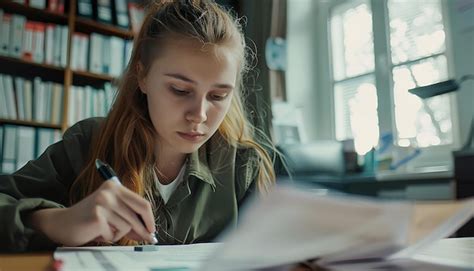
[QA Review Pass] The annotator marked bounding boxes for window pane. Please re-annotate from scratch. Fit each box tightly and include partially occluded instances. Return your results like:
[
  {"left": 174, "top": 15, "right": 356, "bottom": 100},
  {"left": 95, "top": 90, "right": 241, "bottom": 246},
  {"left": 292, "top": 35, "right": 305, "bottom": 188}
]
[
  {"left": 388, "top": 0, "right": 445, "bottom": 65},
  {"left": 392, "top": 55, "right": 453, "bottom": 147},
  {"left": 335, "top": 75, "right": 379, "bottom": 154},
  {"left": 331, "top": 0, "right": 374, "bottom": 80}
]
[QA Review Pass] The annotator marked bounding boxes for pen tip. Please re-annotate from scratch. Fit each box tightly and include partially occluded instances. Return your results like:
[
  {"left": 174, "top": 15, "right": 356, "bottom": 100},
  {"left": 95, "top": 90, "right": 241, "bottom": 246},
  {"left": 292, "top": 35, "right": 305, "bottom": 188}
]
[{"left": 95, "top": 159, "right": 103, "bottom": 169}]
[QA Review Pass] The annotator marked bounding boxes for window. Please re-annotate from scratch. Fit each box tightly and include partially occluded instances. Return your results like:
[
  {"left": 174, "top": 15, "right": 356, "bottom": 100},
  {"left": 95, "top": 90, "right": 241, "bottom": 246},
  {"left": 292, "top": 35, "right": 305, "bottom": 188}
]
[
  {"left": 329, "top": 0, "right": 457, "bottom": 168},
  {"left": 387, "top": 0, "right": 453, "bottom": 148},
  {"left": 330, "top": 0, "right": 379, "bottom": 154}
]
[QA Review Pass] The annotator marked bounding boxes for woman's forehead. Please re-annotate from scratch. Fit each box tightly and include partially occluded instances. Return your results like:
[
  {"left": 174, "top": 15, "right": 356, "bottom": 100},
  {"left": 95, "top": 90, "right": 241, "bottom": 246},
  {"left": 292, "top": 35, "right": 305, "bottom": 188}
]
[{"left": 146, "top": 37, "right": 240, "bottom": 81}]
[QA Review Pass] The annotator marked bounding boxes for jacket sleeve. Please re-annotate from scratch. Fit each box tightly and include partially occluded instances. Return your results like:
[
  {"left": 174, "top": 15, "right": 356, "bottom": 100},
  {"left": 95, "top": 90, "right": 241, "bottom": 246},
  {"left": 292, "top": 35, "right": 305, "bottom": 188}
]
[{"left": 0, "top": 118, "right": 101, "bottom": 252}]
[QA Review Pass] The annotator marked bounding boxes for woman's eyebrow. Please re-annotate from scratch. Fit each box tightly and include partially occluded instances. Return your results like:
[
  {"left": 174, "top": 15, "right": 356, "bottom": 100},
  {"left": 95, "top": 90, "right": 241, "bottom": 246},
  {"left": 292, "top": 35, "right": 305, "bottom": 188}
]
[{"left": 164, "top": 73, "right": 234, "bottom": 89}]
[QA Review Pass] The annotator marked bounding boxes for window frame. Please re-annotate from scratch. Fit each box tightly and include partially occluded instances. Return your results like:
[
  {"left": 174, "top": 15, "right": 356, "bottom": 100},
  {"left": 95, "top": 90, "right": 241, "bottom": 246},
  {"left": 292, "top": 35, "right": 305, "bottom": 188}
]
[{"left": 326, "top": 0, "right": 461, "bottom": 173}]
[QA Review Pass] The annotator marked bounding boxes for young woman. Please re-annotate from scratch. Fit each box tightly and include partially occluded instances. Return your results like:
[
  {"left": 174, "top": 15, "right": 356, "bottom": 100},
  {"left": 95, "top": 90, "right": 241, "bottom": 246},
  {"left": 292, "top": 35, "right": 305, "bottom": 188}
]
[{"left": 0, "top": 0, "right": 275, "bottom": 252}]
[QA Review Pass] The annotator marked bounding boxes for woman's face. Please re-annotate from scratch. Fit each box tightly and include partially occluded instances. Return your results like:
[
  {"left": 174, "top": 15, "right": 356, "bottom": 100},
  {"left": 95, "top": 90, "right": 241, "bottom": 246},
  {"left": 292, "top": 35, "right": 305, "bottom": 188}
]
[{"left": 139, "top": 37, "right": 238, "bottom": 156}]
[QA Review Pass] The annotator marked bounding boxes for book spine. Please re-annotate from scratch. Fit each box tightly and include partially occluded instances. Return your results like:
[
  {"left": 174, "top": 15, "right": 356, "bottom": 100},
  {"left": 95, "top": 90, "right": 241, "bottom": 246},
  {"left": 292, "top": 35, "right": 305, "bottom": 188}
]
[
  {"left": 77, "top": 0, "right": 94, "bottom": 18},
  {"left": 101, "top": 36, "right": 111, "bottom": 74},
  {"left": 53, "top": 25, "right": 61, "bottom": 66},
  {"left": 0, "top": 75, "right": 9, "bottom": 118},
  {"left": 89, "top": 33, "right": 103, "bottom": 74},
  {"left": 80, "top": 34, "right": 90, "bottom": 71},
  {"left": 0, "top": 126, "right": 3, "bottom": 171},
  {"left": 47, "top": 0, "right": 59, "bottom": 13},
  {"left": 114, "top": 0, "right": 130, "bottom": 29},
  {"left": 33, "top": 22, "right": 45, "bottom": 63},
  {"left": 36, "top": 128, "right": 53, "bottom": 157},
  {"left": 33, "top": 77, "right": 44, "bottom": 122},
  {"left": 29, "top": 0, "right": 47, "bottom": 9},
  {"left": 109, "top": 36, "right": 124, "bottom": 77},
  {"left": 68, "top": 86, "right": 76, "bottom": 126},
  {"left": 71, "top": 33, "right": 81, "bottom": 70},
  {"left": 97, "top": 0, "right": 113, "bottom": 24},
  {"left": 0, "top": 13, "right": 11, "bottom": 56},
  {"left": 43, "top": 81, "right": 52, "bottom": 123},
  {"left": 22, "top": 21, "right": 35, "bottom": 61},
  {"left": 16, "top": 126, "right": 36, "bottom": 170},
  {"left": 44, "top": 24, "right": 55, "bottom": 65},
  {"left": 23, "top": 79, "right": 33, "bottom": 121},
  {"left": 9, "top": 14, "right": 26, "bottom": 58},
  {"left": 14, "top": 77, "right": 25, "bottom": 120},
  {"left": 1, "top": 125, "right": 17, "bottom": 173},
  {"left": 3, "top": 75, "right": 18, "bottom": 120},
  {"left": 60, "top": 25, "right": 68, "bottom": 68}
]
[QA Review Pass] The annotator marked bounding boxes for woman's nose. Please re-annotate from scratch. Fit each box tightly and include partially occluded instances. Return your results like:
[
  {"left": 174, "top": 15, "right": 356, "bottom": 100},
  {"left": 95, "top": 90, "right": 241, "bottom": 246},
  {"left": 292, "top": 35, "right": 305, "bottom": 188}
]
[{"left": 185, "top": 98, "right": 208, "bottom": 124}]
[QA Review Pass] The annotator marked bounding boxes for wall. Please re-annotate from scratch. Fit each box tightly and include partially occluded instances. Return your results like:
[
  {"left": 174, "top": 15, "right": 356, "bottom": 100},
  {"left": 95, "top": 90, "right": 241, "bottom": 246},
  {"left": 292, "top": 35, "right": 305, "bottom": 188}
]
[
  {"left": 286, "top": 0, "right": 328, "bottom": 141},
  {"left": 448, "top": 0, "right": 474, "bottom": 148}
]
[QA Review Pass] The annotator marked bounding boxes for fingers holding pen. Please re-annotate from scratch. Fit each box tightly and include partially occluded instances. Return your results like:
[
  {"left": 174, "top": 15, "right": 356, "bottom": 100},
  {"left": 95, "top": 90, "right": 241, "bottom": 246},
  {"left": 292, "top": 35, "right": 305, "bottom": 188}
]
[
  {"left": 95, "top": 160, "right": 157, "bottom": 244},
  {"left": 116, "top": 187, "right": 156, "bottom": 234},
  {"left": 29, "top": 180, "right": 157, "bottom": 247},
  {"left": 94, "top": 183, "right": 156, "bottom": 243}
]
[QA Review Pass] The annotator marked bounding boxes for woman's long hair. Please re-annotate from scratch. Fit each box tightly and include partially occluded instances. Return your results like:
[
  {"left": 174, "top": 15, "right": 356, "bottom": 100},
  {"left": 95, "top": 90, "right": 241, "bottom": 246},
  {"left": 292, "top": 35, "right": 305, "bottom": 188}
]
[{"left": 70, "top": 0, "right": 275, "bottom": 245}]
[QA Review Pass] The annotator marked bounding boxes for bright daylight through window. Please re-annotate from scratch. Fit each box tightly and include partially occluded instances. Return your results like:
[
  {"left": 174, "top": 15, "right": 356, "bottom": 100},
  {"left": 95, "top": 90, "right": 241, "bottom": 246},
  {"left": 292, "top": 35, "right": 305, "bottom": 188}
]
[{"left": 330, "top": 0, "right": 454, "bottom": 155}]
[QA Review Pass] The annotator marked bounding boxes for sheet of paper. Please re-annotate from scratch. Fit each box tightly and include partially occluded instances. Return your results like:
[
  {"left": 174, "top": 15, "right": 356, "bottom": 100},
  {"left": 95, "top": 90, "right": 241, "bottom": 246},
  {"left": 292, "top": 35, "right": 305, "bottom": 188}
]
[
  {"left": 326, "top": 258, "right": 470, "bottom": 271},
  {"left": 410, "top": 237, "right": 474, "bottom": 269},
  {"left": 392, "top": 198, "right": 474, "bottom": 259},
  {"left": 327, "top": 238, "right": 474, "bottom": 271},
  {"left": 200, "top": 185, "right": 414, "bottom": 270},
  {"left": 54, "top": 243, "right": 221, "bottom": 271}
]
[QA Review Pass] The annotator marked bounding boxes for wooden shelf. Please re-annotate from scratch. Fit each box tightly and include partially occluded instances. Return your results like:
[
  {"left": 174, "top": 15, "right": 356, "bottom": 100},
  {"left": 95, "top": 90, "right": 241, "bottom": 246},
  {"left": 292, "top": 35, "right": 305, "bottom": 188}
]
[
  {"left": 72, "top": 70, "right": 117, "bottom": 86},
  {"left": 75, "top": 17, "right": 134, "bottom": 39},
  {"left": 0, "top": 55, "right": 65, "bottom": 83},
  {"left": 0, "top": 119, "right": 62, "bottom": 130},
  {"left": 0, "top": 2, "right": 68, "bottom": 25}
]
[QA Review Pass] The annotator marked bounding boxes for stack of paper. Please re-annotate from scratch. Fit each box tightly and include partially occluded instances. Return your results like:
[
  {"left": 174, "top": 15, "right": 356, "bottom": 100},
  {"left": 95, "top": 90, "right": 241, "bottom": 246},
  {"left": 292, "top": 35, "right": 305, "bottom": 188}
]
[{"left": 55, "top": 185, "right": 474, "bottom": 271}]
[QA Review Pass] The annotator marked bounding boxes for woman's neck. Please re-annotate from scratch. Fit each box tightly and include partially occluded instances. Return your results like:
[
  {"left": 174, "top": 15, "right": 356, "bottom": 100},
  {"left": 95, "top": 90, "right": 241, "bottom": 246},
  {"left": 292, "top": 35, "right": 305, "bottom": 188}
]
[{"left": 154, "top": 146, "right": 187, "bottom": 185}]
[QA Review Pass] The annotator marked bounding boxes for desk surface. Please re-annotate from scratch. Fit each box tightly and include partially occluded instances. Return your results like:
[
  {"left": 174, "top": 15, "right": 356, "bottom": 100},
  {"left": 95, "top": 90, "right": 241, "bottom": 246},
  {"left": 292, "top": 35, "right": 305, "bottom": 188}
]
[
  {"left": 1, "top": 238, "right": 473, "bottom": 271},
  {"left": 0, "top": 252, "right": 52, "bottom": 271}
]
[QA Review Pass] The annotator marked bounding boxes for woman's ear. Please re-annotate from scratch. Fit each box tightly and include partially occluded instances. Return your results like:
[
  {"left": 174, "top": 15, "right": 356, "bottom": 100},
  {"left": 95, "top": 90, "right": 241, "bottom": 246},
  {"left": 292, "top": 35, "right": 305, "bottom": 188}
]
[{"left": 137, "top": 62, "right": 147, "bottom": 94}]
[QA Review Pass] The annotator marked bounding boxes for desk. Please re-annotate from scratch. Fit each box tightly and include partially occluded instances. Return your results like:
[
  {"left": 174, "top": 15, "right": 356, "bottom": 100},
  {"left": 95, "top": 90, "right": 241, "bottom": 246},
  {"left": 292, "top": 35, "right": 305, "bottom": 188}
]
[
  {"left": 0, "top": 252, "right": 52, "bottom": 271},
  {"left": 1, "top": 238, "right": 473, "bottom": 271},
  {"left": 288, "top": 170, "right": 454, "bottom": 200}
]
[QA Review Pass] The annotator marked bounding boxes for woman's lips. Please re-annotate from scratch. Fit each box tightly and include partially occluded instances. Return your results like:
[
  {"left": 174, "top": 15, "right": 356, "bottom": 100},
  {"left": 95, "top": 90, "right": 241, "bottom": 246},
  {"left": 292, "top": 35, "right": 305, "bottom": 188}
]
[{"left": 177, "top": 132, "right": 205, "bottom": 142}]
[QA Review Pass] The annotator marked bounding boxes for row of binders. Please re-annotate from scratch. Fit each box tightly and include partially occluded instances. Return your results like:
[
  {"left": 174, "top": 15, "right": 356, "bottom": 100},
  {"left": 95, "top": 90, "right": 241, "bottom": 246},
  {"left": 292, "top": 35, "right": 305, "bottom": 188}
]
[
  {"left": 71, "top": 32, "right": 133, "bottom": 77},
  {"left": 0, "top": 10, "right": 133, "bottom": 77},
  {"left": 67, "top": 83, "right": 116, "bottom": 126},
  {"left": 12, "top": 0, "right": 145, "bottom": 34},
  {"left": 0, "top": 74, "right": 64, "bottom": 125},
  {"left": 11, "top": 0, "right": 65, "bottom": 14},
  {"left": 0, "top": 72, "right": 117, "bottom": 126},
  {"left": 76, "top": 0, "right": 145, "bottom": 34},
  {"left": 1, "top": 10, "right": 69, "bottom": 67},
  {"left": 0, "top": 125, "right": 62, "bottom": 174}
]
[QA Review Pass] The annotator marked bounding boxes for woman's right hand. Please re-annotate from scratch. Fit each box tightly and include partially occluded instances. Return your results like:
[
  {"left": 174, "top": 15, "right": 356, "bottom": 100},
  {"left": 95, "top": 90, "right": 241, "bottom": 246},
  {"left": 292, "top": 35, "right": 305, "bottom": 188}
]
[{"left": 27, "top": 181, "right": 156, "bottom": 246}]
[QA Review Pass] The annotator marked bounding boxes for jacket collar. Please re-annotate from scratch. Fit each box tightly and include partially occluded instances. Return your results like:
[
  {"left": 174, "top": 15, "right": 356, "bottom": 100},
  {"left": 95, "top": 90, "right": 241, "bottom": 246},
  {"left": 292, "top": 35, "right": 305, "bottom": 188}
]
[{"left": 186, "top": 142, "right": 216, "bottom": 191}]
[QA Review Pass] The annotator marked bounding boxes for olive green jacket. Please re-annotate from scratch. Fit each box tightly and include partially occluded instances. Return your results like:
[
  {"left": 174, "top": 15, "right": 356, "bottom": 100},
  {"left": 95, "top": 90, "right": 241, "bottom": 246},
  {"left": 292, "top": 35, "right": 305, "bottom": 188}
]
[{"left": 0, "top": 118, "right": 258, "bottom": 252}]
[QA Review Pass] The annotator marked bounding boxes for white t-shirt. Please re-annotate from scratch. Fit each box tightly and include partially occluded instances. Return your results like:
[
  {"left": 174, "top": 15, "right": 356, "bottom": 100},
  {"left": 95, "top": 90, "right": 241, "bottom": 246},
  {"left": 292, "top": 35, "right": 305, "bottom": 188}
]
[{"left": 153, "top": 165, "right": 186, "bottom": 204}]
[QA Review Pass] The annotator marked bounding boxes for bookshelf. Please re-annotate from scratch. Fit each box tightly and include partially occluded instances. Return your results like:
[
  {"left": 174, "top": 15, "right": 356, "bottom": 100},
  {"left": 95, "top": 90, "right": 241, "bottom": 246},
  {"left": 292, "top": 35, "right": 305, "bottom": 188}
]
[
  {"left": 0, "top": 0, "right": 134, "bottom": 131},
  {"left": 0, "top": 0, "right": 139, "bottom": 173}
]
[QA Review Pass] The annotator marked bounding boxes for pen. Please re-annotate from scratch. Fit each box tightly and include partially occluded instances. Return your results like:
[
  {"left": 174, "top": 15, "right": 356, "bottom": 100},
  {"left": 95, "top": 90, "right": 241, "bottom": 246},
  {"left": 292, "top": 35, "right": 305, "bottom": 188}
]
[{"left": 95, "top": 159, "right": 158, "bottom": 245}]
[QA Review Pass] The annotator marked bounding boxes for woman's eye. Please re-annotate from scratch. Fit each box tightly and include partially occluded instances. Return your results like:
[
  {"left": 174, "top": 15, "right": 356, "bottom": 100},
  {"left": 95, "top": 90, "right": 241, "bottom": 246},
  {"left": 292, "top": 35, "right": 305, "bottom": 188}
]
[
  {"left": 170, "top": 86, "right": 189, "bottom": 95},
  {"left": 210, "top": 93, "right": 228, "bottom": 101}
]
